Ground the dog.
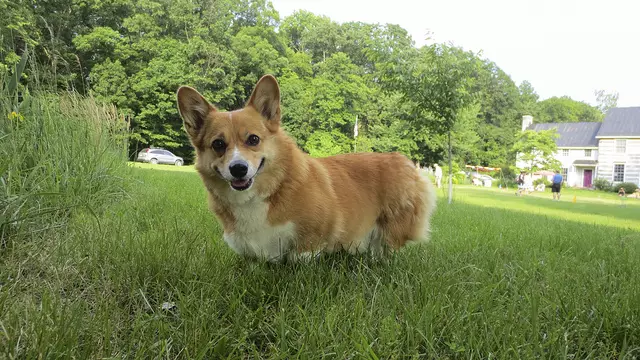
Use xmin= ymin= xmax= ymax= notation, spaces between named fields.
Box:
xmin=176 ymin=75 xmax=437 ymax=262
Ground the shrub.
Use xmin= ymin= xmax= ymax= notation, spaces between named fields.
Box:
xmin=612 ymin=182 xmax=638 ymax=194
xmin=593 ymin=178 xmax=611 ymax=191
xmin=442 ymin=163 xmax=466 ymax=185
xmin=499 ymin=179 xmax=516 ymax=188
xmin=533 ymin=178 xmax=551 ymax=187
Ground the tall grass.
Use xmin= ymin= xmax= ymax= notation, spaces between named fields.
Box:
xmin=0 ymin=84 xmax=130 ymax=247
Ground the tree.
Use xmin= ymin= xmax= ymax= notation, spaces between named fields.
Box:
xmin=471 ymin=59 xmax=523 ymax=168
xmin=512 ymin=129 xmax=561 ymax=173
xmin=534 ymin=96 xmax=603 ymax=123
xmin=519 ymin=80 xmax=539 ymax=115
xmin=594 ymin=89 xmax=619 ymax=114
xmin=5 ymin=1 xmax=599 ymax=172
xmin=279 ymin=11 xmax=342 ymax=63
xmin=389 ymin=44 xmax=476 ymax=204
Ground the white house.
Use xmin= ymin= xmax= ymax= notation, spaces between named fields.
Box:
xmin=516 ymin=107 xmax=640 ymax=188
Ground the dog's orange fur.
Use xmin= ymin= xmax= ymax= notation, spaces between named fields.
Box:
xmin=176 ymin=75 xmax=436 ymax=262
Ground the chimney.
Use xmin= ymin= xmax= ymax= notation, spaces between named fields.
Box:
xmin=522 ymin=115 xmax=533 ymax=132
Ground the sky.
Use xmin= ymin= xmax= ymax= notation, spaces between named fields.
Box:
xmin=269 ymin=0 xmax=640 ymax=108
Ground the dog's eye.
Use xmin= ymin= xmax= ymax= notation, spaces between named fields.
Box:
xmin=246 ymin=134 xmax=260 ymax=146
xmin=212 ymin=139 xmax=226 ymax=152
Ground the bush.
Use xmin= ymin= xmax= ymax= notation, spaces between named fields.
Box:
xmin=533 ymin=178 xmax=551 ymax=187
xmin=593 ymin=178 xmax=611 ymax=191
xmin=612 ymin=182 xmax=638 ymax=194
xmin=498 ymin=179 xmax=517 ymax=188
xmin=442 ymin=163 xmax=466 ymax=185
xmin=1 ymin=89 xmax=130 ymax=245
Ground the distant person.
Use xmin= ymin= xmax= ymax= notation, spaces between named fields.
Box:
xmin=618 ymin=187 xmax=627 ymax=207
xmin=516 ymin=171 xmax=526 ymax=196
xmin=551 ymin=170 xmax=563 ymax=201
xmin=434 ymin=164 xmax=443 ymax=188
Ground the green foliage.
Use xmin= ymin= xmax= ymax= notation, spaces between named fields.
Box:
xmin=5 ymin=46 xmax=28 ymax=97
xmin=305 ymin=130 xmax=351 ymax=158
xmin=518 ymin=80 xmax=539 ymax=115
xmin=2 ymin=0 xmax=604 ymax=167
xmin=534 ymin=96 xmax=603 ymax=123
xmin=612 ymin=182 xmax=638 ymax=194
xmin=442 ymin=163 xmax=467 ymax=184
xmin=499 ymin=178 xmax=517 ymax=189
xmin=533 ymin=177 xmax=551 ymax=187
xmin=390 ymin=44 xmax=476 ymax=135
xmin=513 ymin=129 xmax=561 ymax=172
xmin=593 ymin=178 xmax=612 ymax=191
xmin=0 ymin=87 xmax=130 ymax=245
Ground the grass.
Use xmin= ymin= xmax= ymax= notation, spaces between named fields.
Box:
xmin=449 ymin=186 xmax=640 ymax=231
xmin=128 ymin=161 xmax=197 ymax=173
xmin=1 ymin=92 xmax=130 ymax=245
xmin=492 ymin=184 xmax=635 ymax=203
xmin=2 ymin=164 xmax=640 ymax=359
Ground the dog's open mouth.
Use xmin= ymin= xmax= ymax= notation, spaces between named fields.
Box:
xmin=229 ymin=158 xmax=265 ymax=192
xmin=230 ymin=178 xmax=253 ymax=191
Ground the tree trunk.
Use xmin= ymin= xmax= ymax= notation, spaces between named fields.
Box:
xmin=448 ymin=130 xmax=453 ymax=204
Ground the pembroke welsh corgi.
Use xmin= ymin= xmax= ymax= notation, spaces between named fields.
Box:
xmin=176 ymin=75 xmax=437 ymax=262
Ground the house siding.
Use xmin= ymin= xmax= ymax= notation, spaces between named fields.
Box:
xmin=557 ymin=148 xmax=598 ymax=187
xmin=515 ymin=147 xmax=599 ymax=187
xmin=596 ymin=139 xmax=640 ymax=185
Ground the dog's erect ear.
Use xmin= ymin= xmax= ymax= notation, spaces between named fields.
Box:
xmin=176 ymin=86 xmax=216 ymax=139
xmin=247 ymin=75 xmax=281 ymax=130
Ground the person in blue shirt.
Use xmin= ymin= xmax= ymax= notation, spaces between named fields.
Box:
xmin=551 ymin=170 xmax=563 ymax=201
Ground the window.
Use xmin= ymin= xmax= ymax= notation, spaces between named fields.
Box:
xmin=562 ymin=168 xmax=568 ymax=182
xmin=616 ymin=140 xmax=626 ymax=153
xmin=562 ymin=149 xmax=569 ymax=156
xmin=584 ymin=149 xmax=592 ymax=157
xmin=614 ymin=164 xmax=625 ymax=182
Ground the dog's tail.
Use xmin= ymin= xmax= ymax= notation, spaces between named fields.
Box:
xmin=377 ymin=158 xmax=438 ymax=249
xmin=420 ymin=168 xmax=438 ymax=239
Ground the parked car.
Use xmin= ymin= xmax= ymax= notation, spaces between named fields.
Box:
xmin=136 ymin=148 xmax=183 ymax=166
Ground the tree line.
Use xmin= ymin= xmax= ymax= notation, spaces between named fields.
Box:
xmin=1 ymin=0 xmax=614 ymax=167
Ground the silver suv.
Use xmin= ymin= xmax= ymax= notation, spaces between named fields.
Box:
xmin=136 ymin=148 xmax=184 ymax=166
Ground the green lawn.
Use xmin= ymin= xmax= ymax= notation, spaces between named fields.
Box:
xmin=128 ymin=160 xmax=197 ymax=172
xmin=2 ymin=166 xmax=639 ymax=358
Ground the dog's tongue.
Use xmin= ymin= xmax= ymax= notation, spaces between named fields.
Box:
xmin=231 ymin=179 xmax=250 ymax=187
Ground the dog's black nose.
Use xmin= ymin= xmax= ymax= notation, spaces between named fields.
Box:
xmin=229 ymin=161 xmax=248 ymax=178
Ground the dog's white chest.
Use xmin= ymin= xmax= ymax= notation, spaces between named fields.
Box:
xmin=222 ymin=200 xmax=295 ymax=262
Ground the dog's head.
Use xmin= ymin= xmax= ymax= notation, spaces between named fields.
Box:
xmin=176 ymin=75 xmax=281 ymax=193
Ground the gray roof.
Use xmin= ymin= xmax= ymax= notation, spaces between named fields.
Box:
xmin=596 ymin=107 xmax=640 ymax=137
xmin=527 ymin=122 xmax=601 ymax=147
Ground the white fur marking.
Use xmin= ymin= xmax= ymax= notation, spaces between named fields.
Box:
xmin=230 ymin=147 xmax=240 ymax=161
xmin=223 ymin=198 xmax=296 ymax=262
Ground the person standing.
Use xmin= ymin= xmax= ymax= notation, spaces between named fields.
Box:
xmin=434 ymin=163 xmax=443 ymax=188
xmin=552 ymin=170 xmax=563 ymax=201
xmin=516 ymin=171 xmax=525 ymax=196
